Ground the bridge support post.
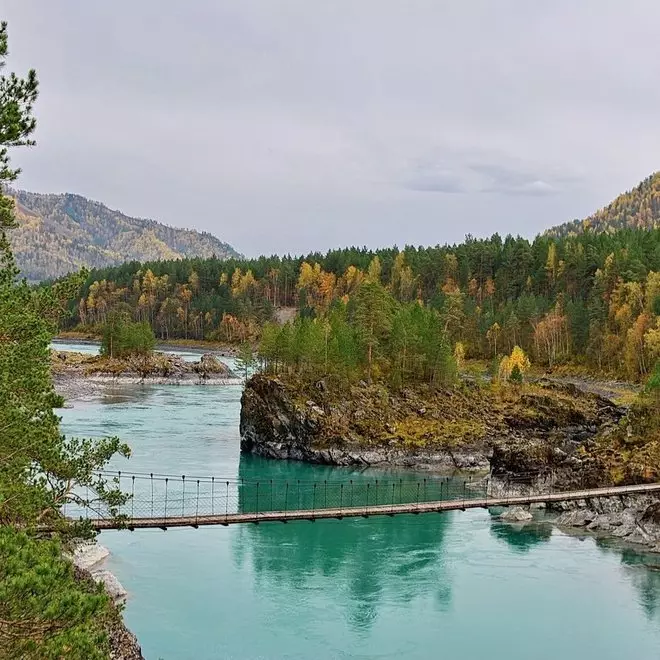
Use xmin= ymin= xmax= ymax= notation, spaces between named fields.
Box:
xmin=340 ymin=483 xmax=343 ymax=516
xmin=164 ymin=478 xmax=168 ymax=527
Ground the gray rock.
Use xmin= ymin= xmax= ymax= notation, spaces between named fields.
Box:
xmin=71 ymin=542 xmax=110 ymax=570
xmin=93 ymin=570 xmax=128 ymax=603
xmin=499 ymin=506 xmax=533 ymax=522
xmin=556 ymin=509 xmax=595 ymax=527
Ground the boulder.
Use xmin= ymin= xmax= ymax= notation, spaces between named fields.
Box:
xmin=71 ymin=542 xmax=110 ymax=570
xmin=641 ymin=502 xmax=660 ymax=525
xmin=499 ymin=506 xmax=533 ymax=522
xmin=93 ymin=570 xmax=128 ymax=603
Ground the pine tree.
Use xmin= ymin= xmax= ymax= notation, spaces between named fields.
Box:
xmin=1 ymin=23 xmax=130 ymax=656
xmin=352 ymin=282 xmax=394 ymax=382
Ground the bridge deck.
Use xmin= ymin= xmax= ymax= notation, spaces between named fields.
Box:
xmin=88 ymin=482 xmax=660 ymax=530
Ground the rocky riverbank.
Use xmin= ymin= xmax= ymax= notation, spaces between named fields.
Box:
xmin=240 ymin=374 xmax=624 ymax=472
xmin=486 ymin=476 xmax=660 ymax=553
xmin=52 ymin=350 xmax=240 ymax=397
xmin=553 ymin=496 xmax=660 ymax=552
xmin=240 ymin=374 xmax=660 ymax=552
xmin=70 ymin=543 xmax=143 ymax=659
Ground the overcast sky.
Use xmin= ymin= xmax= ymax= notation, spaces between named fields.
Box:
xmin=4 ymin=1 xmax=660 ymax=257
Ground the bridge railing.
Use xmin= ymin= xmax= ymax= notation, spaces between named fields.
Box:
xmin=56 ymin=468 xmax=660 ymax=529
xmin=62 ymin=469 xmax=563 ymax=526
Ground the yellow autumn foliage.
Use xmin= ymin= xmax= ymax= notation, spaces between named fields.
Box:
xmin=498 ymin=346 xmax=531 ymax=382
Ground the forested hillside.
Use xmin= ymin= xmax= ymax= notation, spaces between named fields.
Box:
xmin=65 ymin=226 xmax=660 ymax=381
xmin=549 ymin=172 xmax=660 ymax=238
xmin=8 ymin=189 xmax=240 ymax=281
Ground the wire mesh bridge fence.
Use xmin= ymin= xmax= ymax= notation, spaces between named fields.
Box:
xmin=60 ymin=470 xmax=660 ymax=530
xmin=67 ymin=470 xmax=485 ymax=524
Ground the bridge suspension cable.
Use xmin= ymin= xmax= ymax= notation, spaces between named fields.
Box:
xmin=55 ymin=470 xmax=660 ymax=531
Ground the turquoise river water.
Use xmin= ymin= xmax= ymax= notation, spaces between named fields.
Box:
xmin=55 ymin=342 xmax=660 ymax=659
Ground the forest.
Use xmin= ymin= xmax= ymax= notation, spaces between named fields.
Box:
xmin=66 ymin=225 xmax=660 ymax=381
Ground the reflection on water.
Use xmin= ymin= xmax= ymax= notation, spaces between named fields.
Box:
xmin=489 ymin=517 xmax=553 ymax=553
xmin=235 ymin=455 xmax=483 ymax=514
xmin=592 ymin=539 xmax=660 ymax=622
xmin=233 ymin=512 xmax=452 ymax=631
xmin=57 ymin=381 xmax=660 ymax=660
xmin=626 ymin=561 xmax=660 ymax=621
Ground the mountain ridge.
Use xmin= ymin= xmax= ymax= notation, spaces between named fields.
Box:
xmin=547 ymin=172 xmax=660 ymax=238
xmin=7 ymin=189 xmax=240 ymax=281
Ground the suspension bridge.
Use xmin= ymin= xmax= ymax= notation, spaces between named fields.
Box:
xmin=62 ymin=471 xmax=660 ymax=531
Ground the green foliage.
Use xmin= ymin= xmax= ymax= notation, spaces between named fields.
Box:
xmin=235 ymin=342 xmax=256 ymax=379
xmin=0 ymin=23 xmax=130 ymax=657
xmin=100 ymin=312 xmax=155 ymax=358
xmin=0 ymin=22 xmax=38 ymax=187
xmin=351 ymin=281 xmax=395 ymax=381
xmin=652 ymin=294 xmax=660 ymax=317
xmin=0 ymin=528 xmax=111 ymax=659
xmin=260 ymin=288 xmax=457 ymax=388
xmin=645 ymin=361 xmax=660 ymax=398
xmin=509 ymin=364 xmax=523 ymax=384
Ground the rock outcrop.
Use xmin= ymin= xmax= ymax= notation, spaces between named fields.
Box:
xmin=240 ymin=374 xmax=660 ymax=550
xmin=70 ymin=542 xmax=128 ymax=604
xmin=240 ymin=375 xmax=624 ymax=473
xmin=70 ymin=543 xmax=142 ymax=658
xmin=52 ymin=351 xmax=239 ymax=392
xmin=71 ymin=564 xmax=143 ymax=659
xmin=554 ymin=496 xmax=660 ymax=552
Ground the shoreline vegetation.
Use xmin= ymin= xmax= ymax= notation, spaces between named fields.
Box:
xmin=54 ymin=329 xmax=241 ymax=357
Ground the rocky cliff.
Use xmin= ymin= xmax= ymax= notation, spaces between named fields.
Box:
xmin=240 ymin=375 xmax=660 ymax=551
xmin=240 ymin=375 xmax=625 ymax=478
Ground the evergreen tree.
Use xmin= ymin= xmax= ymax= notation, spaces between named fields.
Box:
xmin=0 ymin=23 xmax=130 ymax=656
xmin=351 ymin=282 xmax=394 ymax=382
xmin=236 ymin=342 xmax=256 ymax=379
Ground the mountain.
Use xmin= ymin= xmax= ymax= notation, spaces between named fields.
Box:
xmin=6 ymin=189 xmax=241 ymax=281
xmin=547 ymin=172 xmax=660 ymax=238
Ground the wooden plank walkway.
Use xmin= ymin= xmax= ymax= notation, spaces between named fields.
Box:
xmin=87 ymin=482 xmax=660 ymax=530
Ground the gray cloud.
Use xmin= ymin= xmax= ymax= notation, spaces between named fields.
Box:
xmin=402 ymin=167 xmax=466 ymax=194
xmin=405 ymin=177 xmax=466 ymax=193
xmin=3 ymin=1 xmax=660 ymax=255
xmin=471 ymin=163 xmax=560 ymax=196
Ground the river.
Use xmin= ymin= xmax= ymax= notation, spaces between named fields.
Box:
xmin=54 ymin=341 xmax=660 ymax=659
